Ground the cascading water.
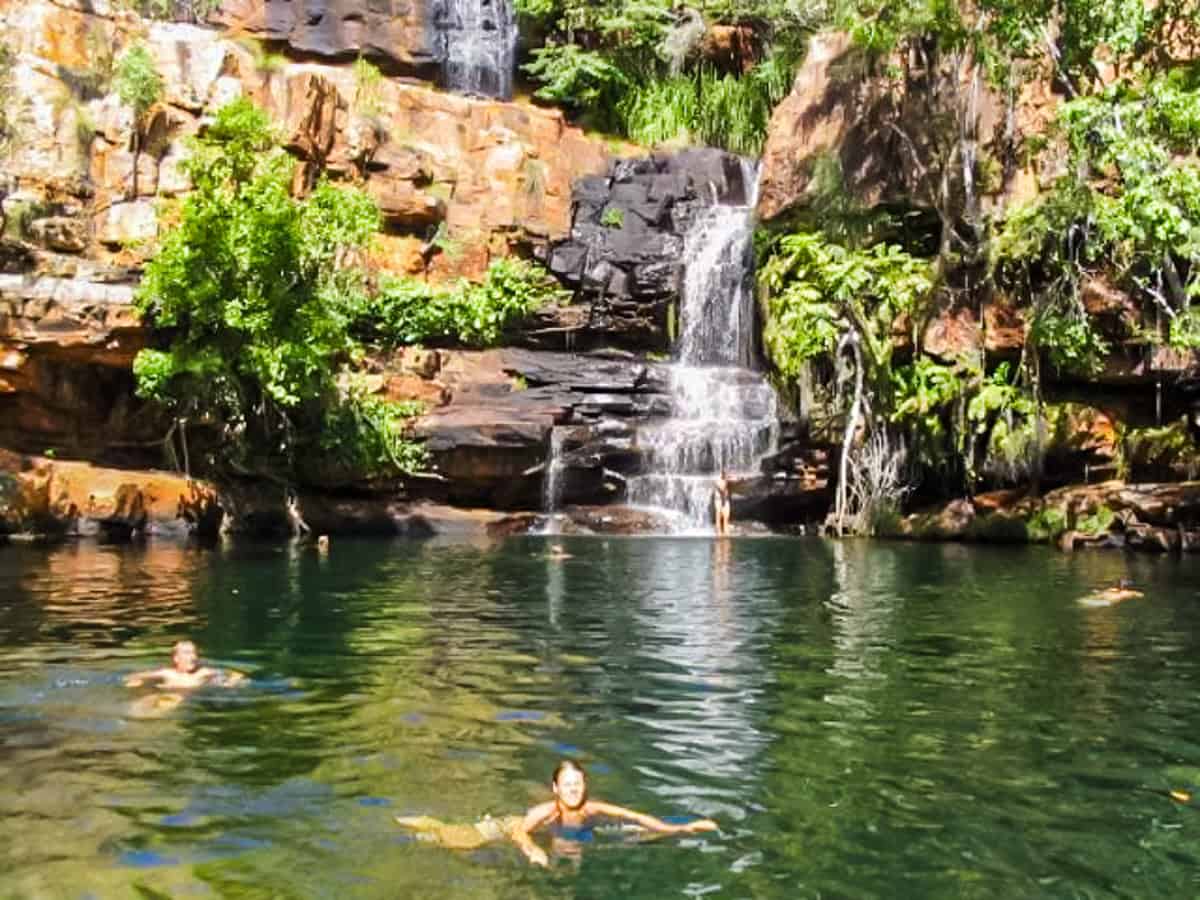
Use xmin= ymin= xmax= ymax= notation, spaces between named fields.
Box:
xmin=439 ymin=0 xmax=517 ymax=100
xmin=626 ymin=160 xmax=779 ymax=532
xmin=541 ymin=426 xmax=566 ymax=533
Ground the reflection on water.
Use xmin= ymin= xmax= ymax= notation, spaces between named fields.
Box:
xmin=2 ymin=537 xmax=1200 ymax=898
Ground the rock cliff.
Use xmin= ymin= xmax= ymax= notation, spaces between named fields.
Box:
xmin=0 ymin=0 xmax=830 ymax=538
xmin=0 ymin=0 xmax=626 ymax=534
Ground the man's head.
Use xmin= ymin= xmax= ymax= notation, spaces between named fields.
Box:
xmin=552 ymin=760 xmax=588 ymax=810
xmin=171 ymin=640 xmax=199 ymax=673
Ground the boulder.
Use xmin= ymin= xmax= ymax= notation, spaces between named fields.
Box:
xmin=28 ymin=217 xmax=88 ymax=254
xmin=96 ymin=201 xmax=157 ymax=247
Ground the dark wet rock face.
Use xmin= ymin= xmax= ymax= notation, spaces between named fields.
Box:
xmin=536 ymin=150 xmax=758 ymax=353
xmin=410 ymin=348 xmax=673 ymax=509
xmin=216 ymin=0 xmax=442 ymax=75
xmin=404 ymin=347 xmax=834 ymax=525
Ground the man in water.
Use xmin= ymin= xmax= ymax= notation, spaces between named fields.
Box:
xmin=395 ymin=760 xmax=717 ymax=867
xmin=1078 ymin=578 xmax=1143 ymax=608
xmin=125 ymin=640 xmax=245 ymax=690
xmin=714 ymin=471 xmax=731 ymax=535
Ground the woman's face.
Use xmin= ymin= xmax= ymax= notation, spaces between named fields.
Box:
xmin=554 ymin=767 xmax=587 ymax=810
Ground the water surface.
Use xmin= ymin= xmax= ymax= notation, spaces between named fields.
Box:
xmin=2 ymin=536 xmax=1199 ymax=898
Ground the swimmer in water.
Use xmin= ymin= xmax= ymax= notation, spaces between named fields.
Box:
xmin=125 ymin=640 xmax=246 ymax=690
xmin=395 ymin=760 xmax=717 ymax=866
xmin=1078 ymin=578 xmax=1143 ymax=608
xmin=513 ymin=760 xmax=717 ymax=867
xmin=546 ymin=543 xmax=572 ymax=560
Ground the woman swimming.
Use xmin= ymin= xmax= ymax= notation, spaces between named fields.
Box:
xmin=512 ymin=760 xmax=718 ymax=867
xmin=395 ymin=760 xmax=718 ymax=867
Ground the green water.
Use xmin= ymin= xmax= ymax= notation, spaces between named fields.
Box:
xmin=2 ymin=536 xmax=1200 ymax=899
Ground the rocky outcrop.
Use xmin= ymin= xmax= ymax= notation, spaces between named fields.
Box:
xmin=403 ymin=347 xmax=671 ymax=508
xmin=0 ymin=0 xmax=629 ymax=494
xmin=0 ymin=0 xmax=616 ymax=283
xmin=0 ymin=452 xmax=221 ymax=539
xmin=757 ymin=31 xmax=1055 ymax=222
xmin=886 ymin=480 xmax=1200 ymax=553
xmin=384 ymin=345 xmax=832 ymax=523
xmin=0 ymin=274 xmax=166 ymax=462
xmin=0 ymin=449 xmax=537 ymax=540
xmin=538 ymin=150 xmax=756 ymax=352
xmin=215 ymin=0 xmax=441 ymax=77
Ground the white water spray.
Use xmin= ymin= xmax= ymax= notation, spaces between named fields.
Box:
xmin=626 ymin=160 xmax=779 ymax=532
xmin=440 ymin=0 xmax=517 ymax=99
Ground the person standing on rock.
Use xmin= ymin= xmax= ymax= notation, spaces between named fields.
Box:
xmin=714 ymin=471 xmax=731 ymax=535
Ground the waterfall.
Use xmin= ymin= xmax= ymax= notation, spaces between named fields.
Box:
xmin=440 ymin=0 xmax=517 ymax=100
xmin=541 ymin=426 xmax=566 ymax=533
xmin=626 ymin=160 xmax=779 ymax=532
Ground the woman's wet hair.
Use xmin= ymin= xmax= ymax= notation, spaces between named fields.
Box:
xmin=552 ymin=759 xmax=586 ymax=788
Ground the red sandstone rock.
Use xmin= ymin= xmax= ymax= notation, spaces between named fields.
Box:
xmin=758 ymin=31 xmax=1058 ymax=222
xmin=0 ymin=454 xmax=221 ymax=538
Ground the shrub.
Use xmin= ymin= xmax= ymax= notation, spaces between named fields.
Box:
xmin=133 ymin=97 xmax=425 ymax=478
xmin=113 ymin=44 xmax=162 ymax=120
xmin=359 ymin=257 xmax=569 ymax=348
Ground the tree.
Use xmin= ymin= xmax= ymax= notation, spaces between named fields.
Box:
xmin=133 ymin=97 xmax=422 ymax=481
xmin=113 ymin=43 xmax=163 ymax=198
xmin=759 ymin=230 xmax=934 ymax=532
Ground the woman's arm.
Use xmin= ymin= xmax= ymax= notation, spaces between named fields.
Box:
xmin=511 ymin=802 xmax=556 ymax=866
xmin=587 ymin=801 xmax=718 ymax=834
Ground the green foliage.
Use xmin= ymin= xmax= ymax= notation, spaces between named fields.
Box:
xmin=600 ymin=206 xmax=624 ymax=228
xmin=113 ymin=44 xmax=162 ymax=120
xmin=839 ymin=0 xmax=1197 ymax=90
xmin=1028 ymin=303 xmax=1111 ymax=375
xmin=315 ymin=381 xmax=427 ymax=479
xmin=613 ymin=57 xmax=796 ymax=155
xmin=1075 ymin=504 xmax=1115 ymax=537
xmin=352 ymin=57 xmax=386 ymax=117
xmin=968 ymin=364 xmax=1040 ymax=485
xmin=891 ymin=355 xmax=972 ymax=469
xmin=515 ymin=0 xmax=559 ymax=20
xmin=133 ymin=97 xmax=426 ymax=479
xmin=614 ymin=74 xmax=695 ymax=145
xmin=137 ymin=98 xmax=379 ymax=409
xmin=759 ymin=230 xmax=934 ymax=385
xmin=992 ymin=71 xmax=1200 ymax=366
xmin=1026 ymin=506 xmax=1068 ymax=543
xmin=114 ymin=0 xmax=224 ymax=21
xmin=359 ymin=258 xmax=568 ymax=348
xmin=521 ymin=1 xmax=806 ymax=153
xmin=1122 ymin=419 xmax=1200 ymax=476
xmin=0 ymin=41 xmax=17 ymax=156
xmin=524 ymin=43 xmax=632 ymax=122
